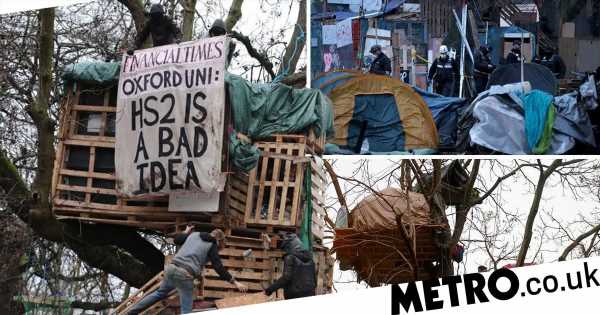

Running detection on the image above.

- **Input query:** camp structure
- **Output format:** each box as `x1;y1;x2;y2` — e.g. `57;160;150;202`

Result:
313;71;439;154
52;62;335;313
332;187;450;286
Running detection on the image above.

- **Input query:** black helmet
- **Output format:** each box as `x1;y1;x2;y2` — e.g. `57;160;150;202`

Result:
369;44;382;54
209;19;227;36
149;4;164;16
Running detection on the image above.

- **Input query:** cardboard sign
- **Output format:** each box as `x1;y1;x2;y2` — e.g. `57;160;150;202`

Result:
116;36;227;196
336;18;353;47
322;25;337;45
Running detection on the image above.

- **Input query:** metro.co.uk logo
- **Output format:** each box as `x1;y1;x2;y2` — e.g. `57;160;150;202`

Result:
391;262;600;314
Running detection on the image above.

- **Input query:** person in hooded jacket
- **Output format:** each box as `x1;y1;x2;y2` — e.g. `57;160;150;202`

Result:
208;18;236;65
128;226;247;314
263;233;317;299
128;4;181;54
474;45;496;94
369;44;392;76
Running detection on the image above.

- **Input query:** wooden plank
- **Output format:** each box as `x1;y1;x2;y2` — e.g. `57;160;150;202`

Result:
266;142;282;221
64;138;114;148
69;134;116;143
56;184;119;196
59;168;115;180
73;104;116;112
203;279;263;291
215;292;271;309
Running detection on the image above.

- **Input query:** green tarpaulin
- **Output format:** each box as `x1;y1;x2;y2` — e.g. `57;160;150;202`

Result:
61;62;334;171
62;62;120;87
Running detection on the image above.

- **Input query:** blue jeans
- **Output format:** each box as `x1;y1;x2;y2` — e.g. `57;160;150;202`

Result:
128;264;194;314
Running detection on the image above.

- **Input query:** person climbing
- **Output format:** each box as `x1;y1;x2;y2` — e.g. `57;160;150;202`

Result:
474;45;496;94
127;226;248;314
369;44;392;76
127;4;181;55
505;40;522;64
208;18;236;65
263;233;317;300
428;45;459;97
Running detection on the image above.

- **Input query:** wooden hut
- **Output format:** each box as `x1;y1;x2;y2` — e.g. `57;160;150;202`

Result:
333;187;449;286
52;69;334;313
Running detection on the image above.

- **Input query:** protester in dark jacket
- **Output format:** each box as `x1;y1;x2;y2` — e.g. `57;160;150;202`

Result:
505;40;522;64
208;18;236;65
264;233;317;300
128;226;247;314
128;4;181;54
369;45;392;76
474;45;496;94
428;45;459;96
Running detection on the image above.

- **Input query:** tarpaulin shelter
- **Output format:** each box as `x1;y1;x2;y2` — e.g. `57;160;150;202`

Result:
413;87;468;151
313;71;438;154
62;62;335;171
333;187;449;286
457;82;596;154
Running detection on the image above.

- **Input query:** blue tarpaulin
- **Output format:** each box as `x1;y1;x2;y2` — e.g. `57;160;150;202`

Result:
414;87;468;151
348;94;406;152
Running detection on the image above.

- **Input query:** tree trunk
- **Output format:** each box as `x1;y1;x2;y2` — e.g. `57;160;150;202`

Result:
225;0;245;31
278;0;307;76
181;0;198;41
516;160;561;266
117;0;146;31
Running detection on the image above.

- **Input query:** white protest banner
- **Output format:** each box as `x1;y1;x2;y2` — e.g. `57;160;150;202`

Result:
322;25;337;45
116;36;227;197
336;18;353;47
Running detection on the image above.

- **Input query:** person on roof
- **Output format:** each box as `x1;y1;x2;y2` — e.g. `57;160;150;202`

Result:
263;233;317;300
474;45;496;94
369;44;392;76
208;18;236;65
128;4;181;55
128;226;247;314
428;45;459;96
505;40;522;64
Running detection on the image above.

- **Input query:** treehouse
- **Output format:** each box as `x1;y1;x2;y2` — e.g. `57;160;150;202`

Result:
333;187;450;286
52;62;335;312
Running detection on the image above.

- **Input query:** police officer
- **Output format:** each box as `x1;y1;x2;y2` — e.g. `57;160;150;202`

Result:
369;44;392;76
128;4;181;54
428;45;459;96
506;40;522;64
474;45;496;94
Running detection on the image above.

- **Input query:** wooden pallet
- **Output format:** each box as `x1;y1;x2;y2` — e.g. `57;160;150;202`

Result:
114;234;333;314
52;84;327;239
243;137;327;241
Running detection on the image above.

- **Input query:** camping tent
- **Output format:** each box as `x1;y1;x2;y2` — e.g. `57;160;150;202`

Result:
313;71;438;154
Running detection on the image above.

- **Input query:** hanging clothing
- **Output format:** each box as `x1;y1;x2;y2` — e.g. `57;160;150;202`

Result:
520;90;555;153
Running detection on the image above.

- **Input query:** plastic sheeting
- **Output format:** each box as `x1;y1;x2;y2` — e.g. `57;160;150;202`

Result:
414;87;468;151
226;74;334;140
62;61;335;171
466;83;596;154
62;62;120;87
349;187;431;232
